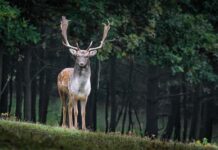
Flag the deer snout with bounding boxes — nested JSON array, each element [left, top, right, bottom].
[[79, 62, 85, 67]]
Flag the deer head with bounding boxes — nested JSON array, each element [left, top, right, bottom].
[[60, 16, 110, 67]]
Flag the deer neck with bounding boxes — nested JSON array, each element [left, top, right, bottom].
[[73, 60, 91, 79]]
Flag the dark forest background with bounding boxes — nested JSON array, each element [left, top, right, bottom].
[[0, 0, 218, 143]]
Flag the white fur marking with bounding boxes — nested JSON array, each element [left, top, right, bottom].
[[69, 76, 91, 98]]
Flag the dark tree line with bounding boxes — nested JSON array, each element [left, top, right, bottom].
[[0, 0, 218, 142]]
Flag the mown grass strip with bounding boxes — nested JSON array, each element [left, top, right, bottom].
[[0, 120, 217, 150]]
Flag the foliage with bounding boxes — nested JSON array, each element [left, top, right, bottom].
[[62, 0, 218, 83], [0, 0, 40, 54], [145, 12, 218, 83], [1, 0, 216, 81], [0, 120, 217, 150]]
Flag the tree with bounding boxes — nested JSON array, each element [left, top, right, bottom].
[[0, 0, 40, 120]]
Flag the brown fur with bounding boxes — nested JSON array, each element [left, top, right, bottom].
[[57, 68, 74, 128], [57, 68, 87, 129], [57, 68, 74, 93]]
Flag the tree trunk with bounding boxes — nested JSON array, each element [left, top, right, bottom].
[[121, 56, 134, 134], [86, 87, 94, 128], [189, 91, 200, 140], [87, 59, 100, 130], [0, 55, 9, 114], [109, 55, 117, 132], [174, 92, 181, 141], [31, 78, 37, 122], [199, 100, 214, 142], [162, 108, 174, 140], [15, 61, 23, 120], [204, 100, 213, 142], [115, 91, 126, 128], [23, 49, 32, 121], [31, 50, 38, 123], [38, 47, 45, 123], [162, 107, 174, 139], [105, 81, 109, 133], [145, 65, 158, 137], [92, 59, 100, 131], [162, 85, 180, 140], [127, 57, 134, 133], [182, 88, 188, 142], [121, 102, 128, 134], [134, 107, 143, 136], [39, 68, 52, 123], [38, 68, 45, 122], [0, 49, 3, 105], [86, 93, 94, 128], [128, 102, 133, 132], [8, 74, 13, 114]]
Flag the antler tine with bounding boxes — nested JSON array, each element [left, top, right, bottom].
[[88, 21, 110, 51], [101, 20, 111, 42], [86, 41, 93, 50], [76, 42, 80, 50], [60, 16, 78, 50]]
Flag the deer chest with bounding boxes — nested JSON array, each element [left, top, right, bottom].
[[68, 76, 91, 98]]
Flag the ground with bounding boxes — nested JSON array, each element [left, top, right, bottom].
[[0, 120, 217, 150]]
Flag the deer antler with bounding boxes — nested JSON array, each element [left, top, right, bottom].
[[86, 41, 93, 50], [88, 21, 110, 51], [60, 16, 78, 50]]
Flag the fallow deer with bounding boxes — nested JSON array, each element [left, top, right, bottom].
[[57, 16, 110, 130]]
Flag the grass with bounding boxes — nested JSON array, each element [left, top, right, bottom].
[[0, 120, 218, 150], [7, 97, 218, 145]]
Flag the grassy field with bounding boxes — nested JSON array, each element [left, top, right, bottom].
[[0, 120, 218, 150]]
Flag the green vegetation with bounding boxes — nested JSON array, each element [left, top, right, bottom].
[[0, 0, 40, 52], [1, 0, 218, 146], [0, 120, 217, 150]]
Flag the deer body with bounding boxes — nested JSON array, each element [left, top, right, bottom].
[[58, 62, 91, 129], [57, 16, 110, 130]]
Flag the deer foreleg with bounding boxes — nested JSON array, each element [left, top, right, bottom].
[[81, 100, 87, 130], [73, 100, 78, 129], [59, 90, 67, 128], [68, 94, 74, 129], [62, 101, 67, 128]]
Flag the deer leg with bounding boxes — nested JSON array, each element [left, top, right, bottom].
[[81, 100, 87, 130], [68, 94, 74, 129], [62, 100, 67, 128], [59, 90, 67, 128], [73, 100, 78, 129]]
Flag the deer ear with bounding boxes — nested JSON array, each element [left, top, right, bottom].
[[69, 49, 77, 56], [89, 50, 97, 57]]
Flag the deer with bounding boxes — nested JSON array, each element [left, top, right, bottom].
[[57, 16, 110, 130]]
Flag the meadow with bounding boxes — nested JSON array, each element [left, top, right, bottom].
[[0, 120, 218, 150]]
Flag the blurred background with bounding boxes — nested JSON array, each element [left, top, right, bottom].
[[0, 0, 218, 143]]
